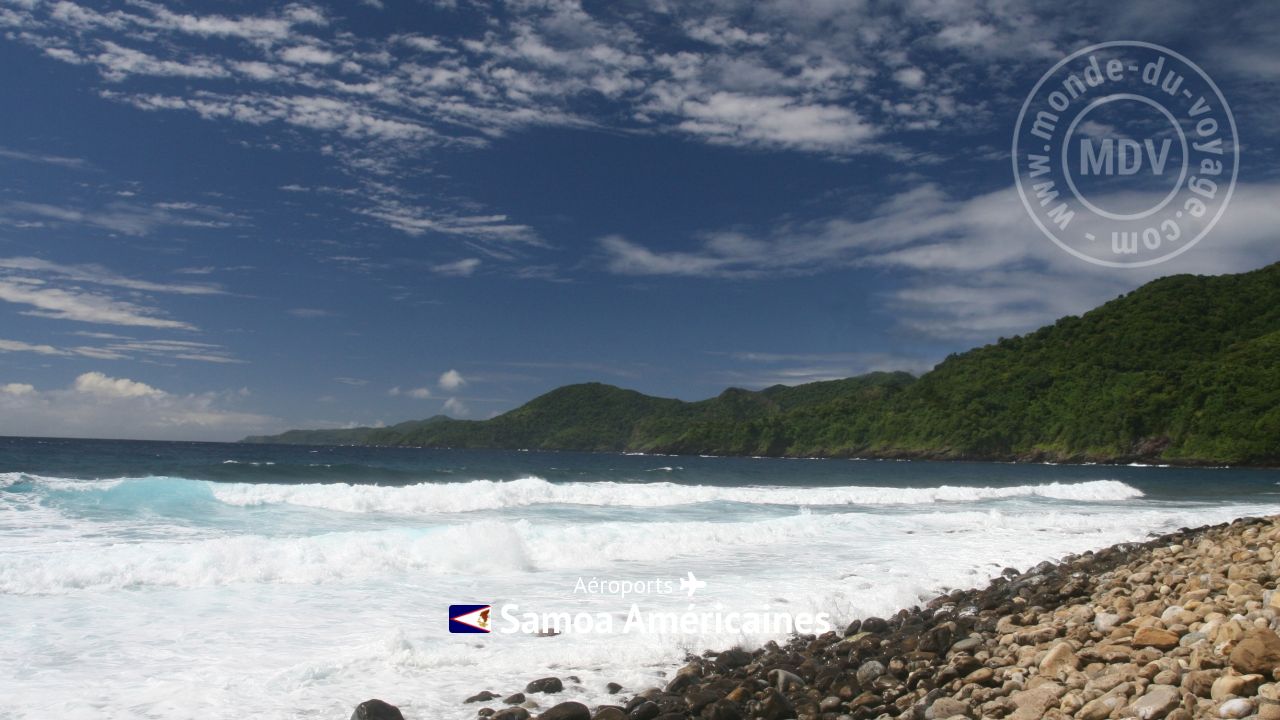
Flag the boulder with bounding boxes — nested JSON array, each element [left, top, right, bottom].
[[1212, 673, 1263, 701], [1218, 698, 1254, 718], [1038, 643, 1078, 677], [628, 701, 659, 720], [592, 707, 627, 720], [758, 689, 794, 720], [856, 660, 885, 686], [1129, 684, 1181, 720], [924, 696, 970, 719], [526, 678, 565, 695], [467, 691, 501, 703], [505, 694, 527, 705], [1230, 629, 1280, 675], [1134, 627, 1181, 651], [352, 700, 405, 720], [714, 648, 752, 670], [1007, 683, 1062, 720], [538, 702, 590, 720], [703, 700, 742, 720], [493, 709, 531, 720]]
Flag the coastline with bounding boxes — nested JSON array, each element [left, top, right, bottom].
[[432, 515, 1280, 720]]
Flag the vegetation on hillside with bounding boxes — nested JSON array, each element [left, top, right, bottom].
[[244, 263, 1280, 465]]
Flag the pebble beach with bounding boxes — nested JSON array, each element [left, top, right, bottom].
[[408, 515, 1280, 720]]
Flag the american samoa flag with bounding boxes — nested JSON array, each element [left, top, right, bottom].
[[449, 604, 492, 633]]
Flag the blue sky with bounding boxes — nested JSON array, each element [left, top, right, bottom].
[[0, 0, 1277, 440]]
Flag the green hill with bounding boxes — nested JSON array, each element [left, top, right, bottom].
[[244, 263, 1280, 465]]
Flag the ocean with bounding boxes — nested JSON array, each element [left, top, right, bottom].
[[3, 436, 1279, 719]]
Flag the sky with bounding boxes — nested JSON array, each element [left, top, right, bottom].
[[0, 0, 1277, 441]]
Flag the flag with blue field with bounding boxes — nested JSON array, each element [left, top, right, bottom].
[[449, 604, 492, 633]]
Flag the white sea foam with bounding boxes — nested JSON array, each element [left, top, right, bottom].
[[207, 476, 1144, 514], [2, 501, 1253, 596]]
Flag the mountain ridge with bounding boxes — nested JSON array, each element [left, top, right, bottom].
[[244, 263, 1280, 466]]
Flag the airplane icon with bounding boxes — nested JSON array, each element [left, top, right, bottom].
[[679, 571, 706, 597]]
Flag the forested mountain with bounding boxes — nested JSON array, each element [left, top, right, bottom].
[[244, 263, 1280, 465]]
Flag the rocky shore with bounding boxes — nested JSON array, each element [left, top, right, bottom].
[[359, 516, 1280, 720]]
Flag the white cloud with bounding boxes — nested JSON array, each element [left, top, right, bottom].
[[280, 45, 338, 65], [892, 67, 926, 88], [407, 387, 431, 399], [0, 373, 277, 440], [433, 258, 481, 276], [0, 146, 87, 168], [0, 279, 194, 330], [438, 369, 466, 390], [0, 257, 218, 330], [0, 338, 70, 356], [442, 396, 468, 417], [0, 200, 240, 237], [287, 308, 335, 318], [600, 180, 1280, 340], [72, 371, 165, 399]]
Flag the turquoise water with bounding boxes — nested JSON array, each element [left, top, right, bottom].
[[3, 437, 1279, 719]]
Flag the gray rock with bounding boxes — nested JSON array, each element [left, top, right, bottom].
[[1218, 698, 1254, 718], [856, 660, 886, 686], [1130, 685, 1181, 720]]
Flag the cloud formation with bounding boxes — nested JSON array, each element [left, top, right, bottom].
[[0, 372, 276, 440]]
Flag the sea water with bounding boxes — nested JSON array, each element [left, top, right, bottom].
[[3, 437, 1279, 719]]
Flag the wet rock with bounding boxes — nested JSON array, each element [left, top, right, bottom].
[[592, 706, 627, 720], [704, 700, 742, 720], [628, 701, 659, 720], [505, 693, 527, 705], [606, 683, 623, 695], [493, 708, 531, 720], [715, 648, 752, 671], [526, 678, 565, 695], [856, 660, 885, 686], [352, 699, 405, 720], [923, 696, 969, 719], [478, 709, 495, 718], [758, 688, 795, 720], [467, 691, 501, 703], [537, 701, 590, 720]]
